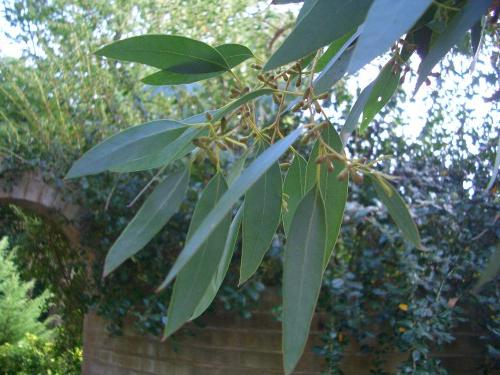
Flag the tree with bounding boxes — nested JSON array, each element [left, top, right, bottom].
[[0, 237, 50, 345], [34, 0, 500, 373]]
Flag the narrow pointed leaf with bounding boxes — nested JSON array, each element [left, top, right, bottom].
[[240, 159, 282, 284], [348, 0, 432, 74], [95, 34, 228, 72], [164, 174, 231, 338], [103, 167, 189, 277], [415, 0, 491, 92], [211, 89, 275, 122], [306, 126, 348, 267], [264, 0, 372, 70], [282, 154, 308, 236], [313, 28, 360, 94], [315, 29, 357, 72], [65, 120, 188, 178], [369, 174, 421, 248], [473, 244, 500, 294], [191, 205, 243, 320], [111, 127, 206, 173], [359, 60, 400, 132], [158, 126, 304, 290], [283, 187, 326, 375], [215, 43, 254, 67], [485, 137, 500, 193], [340, 81, 375, 143], [227, 151, 249, 186], [142, 44, 253, 86]]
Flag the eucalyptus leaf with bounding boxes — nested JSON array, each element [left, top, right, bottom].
[[65, 120, 188, 179], [415, 0, 491, 92], [316, 29, 357, 72], [103, 167, 189, 277], [369, 174, 422, 248], [191, 205, 243, 320], [164, 174, 231, 338], [157, 126, 304, 290], [264, 0, 372, 70], [283, 187, 326, 375], [348, 0, 432, 74], [306, 125, 348, 268], [142, 43, 253, 86], [239, 158, 282, 284], [340, 81, 375, 143], [359, 60, 400, 132], [313, 28, 360, 94], [95, 34, 228, 72], [282, 154, 308, 236]]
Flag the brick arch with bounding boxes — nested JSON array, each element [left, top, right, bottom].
[[0, 169, 82, 246]]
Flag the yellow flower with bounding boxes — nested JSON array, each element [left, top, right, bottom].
[[399, 327, 406, 333], [398, 303, 409, 312]]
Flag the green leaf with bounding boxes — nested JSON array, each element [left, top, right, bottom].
[[157, 126, 304, 290], [239, 157, 282, 284], [191, 205, 243, 320], [65, 120, 188, 179], [348, 0, 432, 74], [359, 60, 400, 132], [306, 126, 348, 268], [142, 43, 253, 86], [415, 0, 491, 92], [282, 154, 308, 236], [283, 187, 326, 375], [485, 137, 500, 193], [211, 88, 275, 122], [473, 244, 500, 294], [103, 167, 189, 277], [227, 151, 249, 186], [164, 174, 231, 338], [369, 174, 421, 248], [315, 29, 357, 72], [313, 29, 360, 94], [110, 126, 206, 173], [95, 34, 228, 72], [215, 43, 254, 67], [264, 0, 372, 71], [340, 81, 375, 143]]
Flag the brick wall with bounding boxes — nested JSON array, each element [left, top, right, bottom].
[[83, 292, 489, 375]]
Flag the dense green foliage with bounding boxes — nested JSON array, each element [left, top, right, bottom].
[[0, 333, 81, 375], [0, 1, 498, 374], [0, 237, 50, 345]]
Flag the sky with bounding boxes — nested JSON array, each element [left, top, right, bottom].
[[0, 2, 497, 149]]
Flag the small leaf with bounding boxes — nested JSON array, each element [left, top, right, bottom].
[[95, 34, 228, 72], [111, 127, 206, 173], [227, 151, 249, 186], [211, 88, 275, 122], [485, 137, 500, 193], [282, 154, 308, 236], [473, 244, 500, 294], [340, 81, 375, 143], [191, 205, 243, 320], [103, 167, 189, 277], [369, 174, 421, 248], [164, 174, 231, 338], [313, 28, 360, 94], [315, 29, 357, 72], [359, 60, 400, 132], [240, 156, 282, 284], [215, 43, 254, 67], [348, 0, 432, 74], [283, 187, 326, 375], [142, 43, 253, 86], [415, 0, 491, 92], [306, 125, 348, 268], [157, 126, 304, 290], [65, 120, 188, 178], [264, 0, 372, 70]]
